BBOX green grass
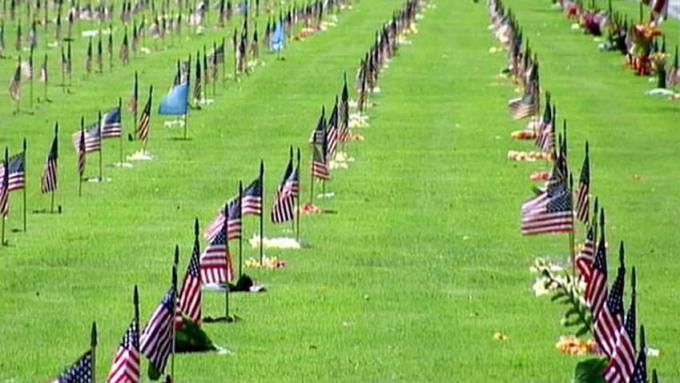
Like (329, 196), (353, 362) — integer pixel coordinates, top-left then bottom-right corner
(1, 0), (679, 381)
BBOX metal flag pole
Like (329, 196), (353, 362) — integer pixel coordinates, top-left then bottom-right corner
(79, 117), (84, 197)
(118, 97), (124, 165)
(221, 37), (226, 86)
(171, 258), (178, 380)
(239, 180), (244, 279)
(133, 284), (141, 376)
(309, 146), (315, 204)
(91, 321), (97, 383)
(43, 53), (48, 102)
(98, 111), (103, 181)
(133, 71), (139, 139)
(295, 147), (301, 242)
(223, 202), (230, 322)
(212, 41), (217, 96)
(22, 138), (26, 231)
(232, 28), (237, 81)
(61, 48), (65, 92)
(29, 49), (34, 109)
(259, 160), (264, 265)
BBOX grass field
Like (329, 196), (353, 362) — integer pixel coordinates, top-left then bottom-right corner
(0, 0), (679, 381)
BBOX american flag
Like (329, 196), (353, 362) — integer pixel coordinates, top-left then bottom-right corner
(8, 63), (21, 101)
(607, 243), (626, 324)
(52, 350), (94, 383)
(339, 79), (350, 142)
(205, 197), (242, 241)
(588, 236), (619, 357)
(312, 144), (330, 181)
(108, 33), (113, 61)
(21, 58), (33, 79)
(203, 50), (209, 84)
(508, 86), (539, 120)
(120, 32), (130, 65)
(200, 223), (234, 285)
(604, 268), (636, 383)
(177, 237), (202, 326)
(535, 103), (553, 152)
(61, 47), (70, 75)
(652, 0), (668, 23)
(41, 132), (59, 194)
(521, 183), (574, 235)
(40, 54), (48, 83)
(0, 152), (26, 191)
(585, 235), (608, 317)
(576, 228), (594, 284)
(129, 73), (138, 114)
(271, 158), (299, 224)
(326, 103), (339, 157)
(575, 143), (590, 224)
(86, 38), (93, 73)
(96, 37), (103, 71)
(242, 176), (263, 216)
(72, 124), (101, 153)
(29, 22), (37, 48)
(76, 128), (86, 178)
(140, 289), (175, 377)
(237, 33), (247, 72)
(193, 53), (202, 101)
(137, 87), (152, 144)
(56, 14), (62, 41)
(630, 326), (647, 383)
(107, 320), (140, 383)
(309, 108), (326, 145)
(101, 107), (123, 138)
(0, 150), (9, 217)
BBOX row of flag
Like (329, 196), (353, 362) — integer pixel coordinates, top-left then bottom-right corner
(50, 0), (423, 381)
(1, 0), (358, 248)
(3, 0), (323, 109)
(490, 1), (659, 381)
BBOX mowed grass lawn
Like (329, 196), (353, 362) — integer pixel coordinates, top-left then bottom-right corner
(0, 0), (679, 381)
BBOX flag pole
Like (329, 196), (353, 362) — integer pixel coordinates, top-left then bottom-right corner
(79, 117), (84, 197)
(133, 284), (141, 372)
(90, 321), (97, 383)
(259, 160), (264, 265)
(133, 71), (139, 140)
(171, 257), (178, 381)
(309, 146), (315, 204)
(233, 29), (237, 81)
(212, 42), (217, 96)
(221, 37), (226, 86)
(29, 49), (34, 109)
(183, 112), (188, 140)
(118, 97), (124, 165)
(223, 201), (230, 322)
(238, 180), (243, 278)
(296, 147), (301, 242)
(22, 138), (26, 232)
(43, 54), (48, 102)
(98, 111), (103, 181)
(61, 48), (65, 92)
